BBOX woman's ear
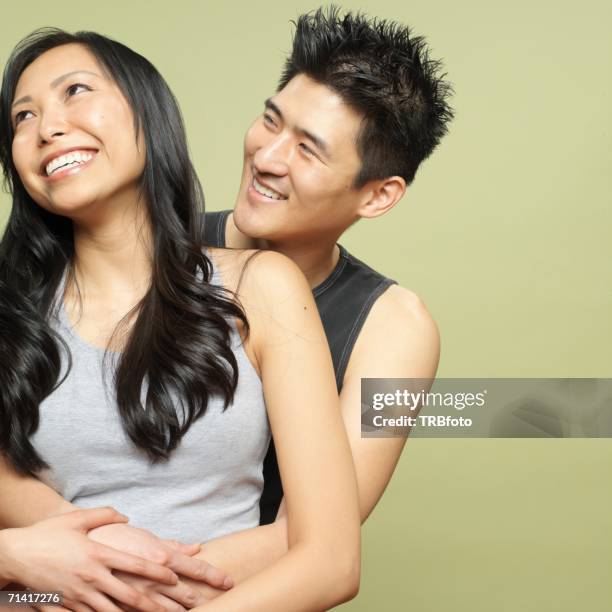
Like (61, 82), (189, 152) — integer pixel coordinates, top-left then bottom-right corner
(356, 176), (407, 219)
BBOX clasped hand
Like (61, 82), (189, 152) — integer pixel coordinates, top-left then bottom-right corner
(0, 507), (232, 612)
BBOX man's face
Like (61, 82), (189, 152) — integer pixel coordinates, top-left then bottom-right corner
(233, 74), (367, 245)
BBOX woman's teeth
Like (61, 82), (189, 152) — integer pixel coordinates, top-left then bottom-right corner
(253, 177), (284, 200)
(46, 151), (94, 176)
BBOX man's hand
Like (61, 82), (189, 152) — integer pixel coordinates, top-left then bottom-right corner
(87, 523), (232, 610)
(111, 571), (207, 611)
(0, 507), (178, 612)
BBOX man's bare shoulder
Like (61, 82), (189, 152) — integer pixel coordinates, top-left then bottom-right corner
(345, 284), (440, 379)
(372, 284), (437, 329)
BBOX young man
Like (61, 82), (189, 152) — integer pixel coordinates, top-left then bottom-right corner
(204, 6), (454, 527)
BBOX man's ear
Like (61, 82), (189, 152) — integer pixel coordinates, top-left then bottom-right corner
(357, 176), (407, 219)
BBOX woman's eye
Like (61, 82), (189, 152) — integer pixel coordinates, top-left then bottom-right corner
(14, 110), (33, 126)
(66, 83), (91, 97)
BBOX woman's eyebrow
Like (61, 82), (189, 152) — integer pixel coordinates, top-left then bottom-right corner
(50, 69), (101, 88)
(12, 70), (101, 108)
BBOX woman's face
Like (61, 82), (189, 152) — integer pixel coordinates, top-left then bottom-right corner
(10, 43), (146, 221)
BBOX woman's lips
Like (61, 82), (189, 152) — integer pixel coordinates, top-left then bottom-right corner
(43, 150), (98, 183)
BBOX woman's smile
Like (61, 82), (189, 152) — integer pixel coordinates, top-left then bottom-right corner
(41, 147), (98, 182)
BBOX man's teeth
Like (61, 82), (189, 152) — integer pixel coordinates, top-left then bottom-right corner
(253, 178), (284, 200)
(46, 151), (94, 176)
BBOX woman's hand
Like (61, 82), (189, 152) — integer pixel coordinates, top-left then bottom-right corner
(0, 507), (179, 612)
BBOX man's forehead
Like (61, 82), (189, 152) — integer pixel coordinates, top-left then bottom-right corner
(274, 74), (352, 116)
(270, 75), (363, 144)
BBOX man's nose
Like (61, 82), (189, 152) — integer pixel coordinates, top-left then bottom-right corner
(253, 134), (291, 176)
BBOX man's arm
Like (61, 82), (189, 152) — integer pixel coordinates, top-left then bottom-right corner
(337, 284), (440, 519)
(188, 284), (439, 594)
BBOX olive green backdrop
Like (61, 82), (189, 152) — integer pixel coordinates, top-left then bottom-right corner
(1, 1), (610, 610)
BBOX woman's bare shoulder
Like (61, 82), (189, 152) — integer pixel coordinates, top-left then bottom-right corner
(207, 247), (308, 302)
(205, 246), (259, 294)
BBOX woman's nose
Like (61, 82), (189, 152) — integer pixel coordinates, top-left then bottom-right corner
(37, 109), (68, 146)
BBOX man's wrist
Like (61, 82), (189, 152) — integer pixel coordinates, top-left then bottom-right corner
(51, 500), (79, 517)
(0, 528), (21, 583)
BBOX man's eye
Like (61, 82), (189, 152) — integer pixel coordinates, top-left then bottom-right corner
(299, 143), (315, 156)
(263, 114), (276, 126)
(14, 110), (33, 125)
(66, 83), (91, 97)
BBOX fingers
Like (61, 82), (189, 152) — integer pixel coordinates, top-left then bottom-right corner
(182, 582), (225, 602)
(151, 580), (204, 609)
(63, 507), (129, 532)
(99, 545), (178, 586)
(77, 591), (124, 612)
(56, 601), (96, 612)
(39, 601), (93, 612)
(162, 540), (201, 557)
(147, 593), (188, 612)
(93, 575), (168, 612)
(166, 555), (233, 589)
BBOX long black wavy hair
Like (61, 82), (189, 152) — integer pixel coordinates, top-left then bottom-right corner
(0, 29), (248, 475)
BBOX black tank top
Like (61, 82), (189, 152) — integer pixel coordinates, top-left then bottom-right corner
(204, 210), (396, 524)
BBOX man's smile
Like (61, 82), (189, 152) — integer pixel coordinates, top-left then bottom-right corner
(250, 176), (287, 201)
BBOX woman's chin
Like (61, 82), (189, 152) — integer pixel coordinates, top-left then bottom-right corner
(41, 198), (101, 221)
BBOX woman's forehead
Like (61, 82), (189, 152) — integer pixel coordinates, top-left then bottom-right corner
(14, 44), (103, 99)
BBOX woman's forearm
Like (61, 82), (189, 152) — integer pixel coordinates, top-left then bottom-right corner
(190, 517), (288, 589)
(191, 540), (359, 612)
(0, 455), (76, 528)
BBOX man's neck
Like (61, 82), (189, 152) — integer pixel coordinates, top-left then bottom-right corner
(225, 212), (341, 289)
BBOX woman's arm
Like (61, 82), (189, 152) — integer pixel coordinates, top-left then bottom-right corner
(182, 287), (440, 598)
(0, 454), (75, 528)
(190, 251), (360, 612)
(1, 251), (361, 610)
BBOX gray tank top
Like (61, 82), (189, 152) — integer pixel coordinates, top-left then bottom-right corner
(30, 263), (269, 543)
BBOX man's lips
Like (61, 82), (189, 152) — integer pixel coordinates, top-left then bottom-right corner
(250, 175), (287, 200)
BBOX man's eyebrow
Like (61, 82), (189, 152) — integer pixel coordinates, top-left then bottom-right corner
(264, 98), (331, 159)
(264, 98), (282, 117)
(297, 126), (331, 159)
(12, 70), (101, 108)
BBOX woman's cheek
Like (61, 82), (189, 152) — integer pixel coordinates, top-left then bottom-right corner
(11, 135), (36, 189)
(12, 131), (29, 169)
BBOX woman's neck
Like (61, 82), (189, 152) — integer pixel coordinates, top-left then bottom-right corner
(68, 204), (153, 302)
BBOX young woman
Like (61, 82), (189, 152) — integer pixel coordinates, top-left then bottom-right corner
(0, 29), (360, 611)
